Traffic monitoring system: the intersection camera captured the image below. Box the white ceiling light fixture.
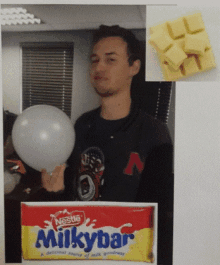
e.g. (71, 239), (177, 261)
(1, 7), (42, 26)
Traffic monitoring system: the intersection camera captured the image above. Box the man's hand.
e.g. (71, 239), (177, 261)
(41, 164), (66, 192)
(6, 159), (26, 174)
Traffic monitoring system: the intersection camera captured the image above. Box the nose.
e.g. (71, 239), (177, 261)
(92, 60), (106, 73)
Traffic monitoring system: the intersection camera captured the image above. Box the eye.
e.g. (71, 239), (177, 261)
(107, 58), (116, 63)
(91, 59), (99, 64)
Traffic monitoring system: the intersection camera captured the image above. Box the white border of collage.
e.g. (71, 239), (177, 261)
(1, 1), (220, 265)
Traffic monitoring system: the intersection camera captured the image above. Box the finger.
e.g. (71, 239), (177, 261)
(53, 164), (66, 176)
(56, 165), (65, 179)
(60, 164), (66, 173)
(54, 164), (66, 170)
(6, 159), (14, 162)
(52, 166), (61, 177)
(41, 169), (50, 178)
(59, 163), (66, 169)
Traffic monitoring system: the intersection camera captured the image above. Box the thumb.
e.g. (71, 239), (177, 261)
(61, 163), (66, 170)
(41, 169), (47, 174)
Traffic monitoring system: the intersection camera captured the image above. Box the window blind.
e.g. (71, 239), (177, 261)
(132, 81), (173, 124)
(130, 40), (173, 124)
(155, 82), (173, 124)
(21, 42), (74, 117)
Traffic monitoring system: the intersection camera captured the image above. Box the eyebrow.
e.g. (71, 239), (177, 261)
(105, 52), (117, 56)
(90, 52), (118, 59)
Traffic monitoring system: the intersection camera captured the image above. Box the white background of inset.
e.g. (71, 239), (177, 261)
(146, 6), (220, 81)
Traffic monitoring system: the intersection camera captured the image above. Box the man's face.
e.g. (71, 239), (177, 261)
(90, 36), (137, 97)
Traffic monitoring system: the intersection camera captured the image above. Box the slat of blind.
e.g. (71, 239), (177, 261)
(23, 101), (72, 107)
(23, 97), (72, 103)
(22, 43), (74, 117)
(23, 52), (72, 55)
(23, 78), (72, 82)
(23, 87), (72, 92)
(155, 84), (172, 124)
(23, 101), (72, 105)
(23, 68), (73, 73)
(23, 53), (72, 57)
(23, 93), (72, 99)
(23, 82), (72, 87)
(23, 60), (72, 63)
(23, 63), (73, 67)
(23, 99), (72, 105)
(23, 50), (72, 54)
(23, 54), (72, 57)
(23, 71), (73, 76)
(23, 48), (72, 51)
(23, 59), (73, 63)
(23, 62), (73, 67)
(23, 95), (72, 100)
(23, 53), (73, 57)
(22, 96), (72, 102)
(23, 89), (72, 94)
(23, 50), (72, 53)
(23, 69), (72, 73)
(23, 76), (73, 81)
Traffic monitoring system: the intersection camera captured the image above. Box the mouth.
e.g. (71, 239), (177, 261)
(94, 76), (107, 81)
(94, 76), (103, 80)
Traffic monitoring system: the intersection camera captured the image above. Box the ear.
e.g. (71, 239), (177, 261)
(129, 59), (141, 77)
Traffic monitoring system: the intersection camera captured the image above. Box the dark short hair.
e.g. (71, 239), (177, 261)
(92, 25), (141, 66)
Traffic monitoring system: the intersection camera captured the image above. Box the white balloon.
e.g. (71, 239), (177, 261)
(13, 173), (21, 185)
(12, 105), (75, 173)
(4, 171), (18, 194)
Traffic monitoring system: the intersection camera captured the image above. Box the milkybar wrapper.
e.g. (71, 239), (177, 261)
(21, 202), (157, 263)
(148, 12), (216, 81)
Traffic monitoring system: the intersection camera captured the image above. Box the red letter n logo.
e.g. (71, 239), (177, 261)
(124, 152), (144, 175)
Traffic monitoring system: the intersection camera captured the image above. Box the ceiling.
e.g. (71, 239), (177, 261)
(1, 4), (146, 32)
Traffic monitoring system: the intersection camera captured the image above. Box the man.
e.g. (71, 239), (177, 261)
(38, 25), (174, 264)
(40, 25), (172, 200)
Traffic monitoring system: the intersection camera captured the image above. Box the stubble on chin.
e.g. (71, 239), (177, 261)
(94, 86), (115, 98)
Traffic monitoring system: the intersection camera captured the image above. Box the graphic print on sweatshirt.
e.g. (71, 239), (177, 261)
(77, 147), (105, 201)
(124, 152), (144, 176)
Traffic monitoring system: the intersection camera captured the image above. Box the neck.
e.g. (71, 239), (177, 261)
(100, 91), (131, 120)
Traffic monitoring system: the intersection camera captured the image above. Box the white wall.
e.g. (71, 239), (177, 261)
(174, 82), (220, 265)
